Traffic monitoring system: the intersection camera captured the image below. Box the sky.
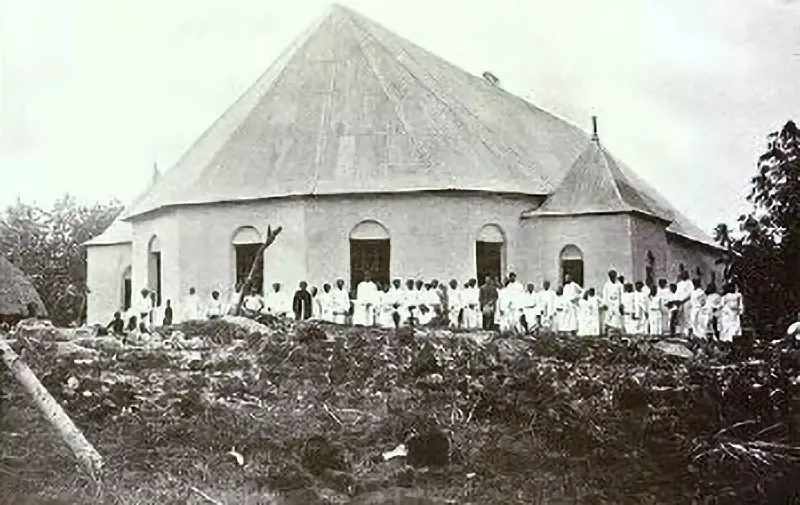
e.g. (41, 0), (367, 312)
(1, 0), (799, 233)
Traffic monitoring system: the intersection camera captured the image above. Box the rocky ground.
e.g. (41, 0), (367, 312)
(1, 317), (800, 505)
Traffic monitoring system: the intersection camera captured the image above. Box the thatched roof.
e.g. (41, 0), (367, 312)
(0, 256), (48, 318)
(122, 4), (588, 220)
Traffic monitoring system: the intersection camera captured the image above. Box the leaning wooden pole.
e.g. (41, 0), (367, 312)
(0, 339), (103, 474)
(235, 225), (283, 316)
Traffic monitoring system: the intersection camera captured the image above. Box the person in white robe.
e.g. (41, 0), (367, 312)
(331, 279), (351, 325)
(206, 290), (225, 319)
(520, 283), (538, 334)
(577, 290), (596, 336)
(318, 284), (334, 322)
(538, 281), (557, 330)
(506, 273), (525, 296)
(264, 283), (292, 318)
(379, 278), (404, 329)
(559, 285), (578, 335)
(416, 283), (436, 325)
(621, 283), (638, 335)
(719, 283), (743, 342)
(634, 282), (649, 334)
(689, 279), (706, 337)
(136, 289), (153, 329)
(446, 279), (463, 329)
(226, 282), (243, 315)
(552, 286), (567, 333)
(310, 286), (322, 320)
(353, 273), (378, 326)
(181, 287), (203, 322)
(647, 285), (663, 336)
(601, 270), (623, 336)
(585, 288), (602, 336)
(675, 271), (694, 335)
(242, 287), (265, 318)
(463, 279), (481, 329)
(657, 279), (672, 335)
(563, 275), (582, 334)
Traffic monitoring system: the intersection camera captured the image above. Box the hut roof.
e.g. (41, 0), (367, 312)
(0, 256), (48, 318)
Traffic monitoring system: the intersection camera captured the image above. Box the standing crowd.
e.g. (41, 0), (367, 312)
(106, 268), (744, 342)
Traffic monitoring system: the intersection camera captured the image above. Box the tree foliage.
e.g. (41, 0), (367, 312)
(717, 120), (800, 333)
(0, 195), (122, 325)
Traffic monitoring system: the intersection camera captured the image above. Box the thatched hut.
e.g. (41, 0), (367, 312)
(0, 256), (48, 324)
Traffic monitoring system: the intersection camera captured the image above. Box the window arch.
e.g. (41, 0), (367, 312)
(559, 244), (584, 286)
(147, 235), (162, 306)
(232, 226), (263, 294)
(349, 220), (390, 288)
(476, 224), (506, 283)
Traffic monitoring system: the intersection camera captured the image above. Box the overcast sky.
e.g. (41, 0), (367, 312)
(1, 0), (798, 232)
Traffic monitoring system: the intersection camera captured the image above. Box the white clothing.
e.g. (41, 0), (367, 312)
(520, 290), (538, 332)
(353, 281), (378, 326)
(379, 287), (404, 328)
(243, 294), (264, 313)
(330, 288), (351, 325)
(311, 293), (323, 320)
(647, 295), (663, 335)
(317, 291), (334, 322)
(621, 292), (639, 334)
(462, 287), (481, 329)
(578, 296), (600, 336)
(689, 288), (706, 336)
(635, 289), (649, 334)
(417, 288), (438, 325)
(447, 287), (463, 328)
(788, 321), (800, 339)
(206, 298), (224, 318)
(719, 293), (742, 342)
(181, 294), (203, 322)
(265, 290), (292, 317)
(657, 287), (672, 334)
(601, 281), (623, 330)
(537, 288), (557, 328)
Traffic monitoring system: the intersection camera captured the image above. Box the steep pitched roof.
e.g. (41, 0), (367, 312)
(122, 4), (588, 219)
(530, 137), (670, 220)
(83, 218), (131, 246)
(524, 135), (720, 249)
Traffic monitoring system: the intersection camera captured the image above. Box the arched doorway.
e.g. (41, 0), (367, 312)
(122, 266), (132, 311)
(349, 220), (390, 289)
(147, 235), (162, 306)
(560, 244), (584, 286)
(232, 226), (263, 294)
(476, 224), (505, 283)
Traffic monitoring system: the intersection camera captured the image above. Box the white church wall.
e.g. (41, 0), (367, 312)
(85, 243), (131, 325)
(518, 214), (633, 291)
(130, 210), (181, 311)
(177, 200), (308, 298)
(304, 192), (539, 290)
(629, 215), (670, 285)
(665, 234), (725, 286)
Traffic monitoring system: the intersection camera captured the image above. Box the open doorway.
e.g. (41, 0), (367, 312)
(147, 236), (162, 306)
(349, 220), (391, 289)
(122, 266), (132, 311)
(560, 244), (584, 286)
(232, 226), (264, 294)
(476, 224), (505, 283)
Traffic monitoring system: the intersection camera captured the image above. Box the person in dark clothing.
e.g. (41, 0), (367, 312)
(106, 311), (125, 335)
(293, 281), (313, 321)
(479, 275), (499, 331)
(163, 300), (173, 326)
(126, 315), (138, 332)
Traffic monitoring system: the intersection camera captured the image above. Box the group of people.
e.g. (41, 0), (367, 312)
(106, 268), (744, 342)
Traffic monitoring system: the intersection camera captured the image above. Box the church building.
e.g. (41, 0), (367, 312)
(85, 5), (724, 324)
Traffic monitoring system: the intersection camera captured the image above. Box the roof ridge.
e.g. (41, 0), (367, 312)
(597, 144), (628, 209)
(346, 10), (552, 189)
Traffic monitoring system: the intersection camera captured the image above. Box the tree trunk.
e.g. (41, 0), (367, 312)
(234, 225), (283, 316)
(0, 339), (103, 474)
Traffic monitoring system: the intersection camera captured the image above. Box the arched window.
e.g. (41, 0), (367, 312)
(349, 220), (390, 288)
(476, 224), (506, 283)
(559, 244), (584, 286)
(121, 265), (132, 311)
(147, 235), (162, 306)
(232, 226), (263, 294)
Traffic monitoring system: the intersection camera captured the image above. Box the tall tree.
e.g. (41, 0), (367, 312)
(0, 195), (122, 325)
(725, 120), (800, 333)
